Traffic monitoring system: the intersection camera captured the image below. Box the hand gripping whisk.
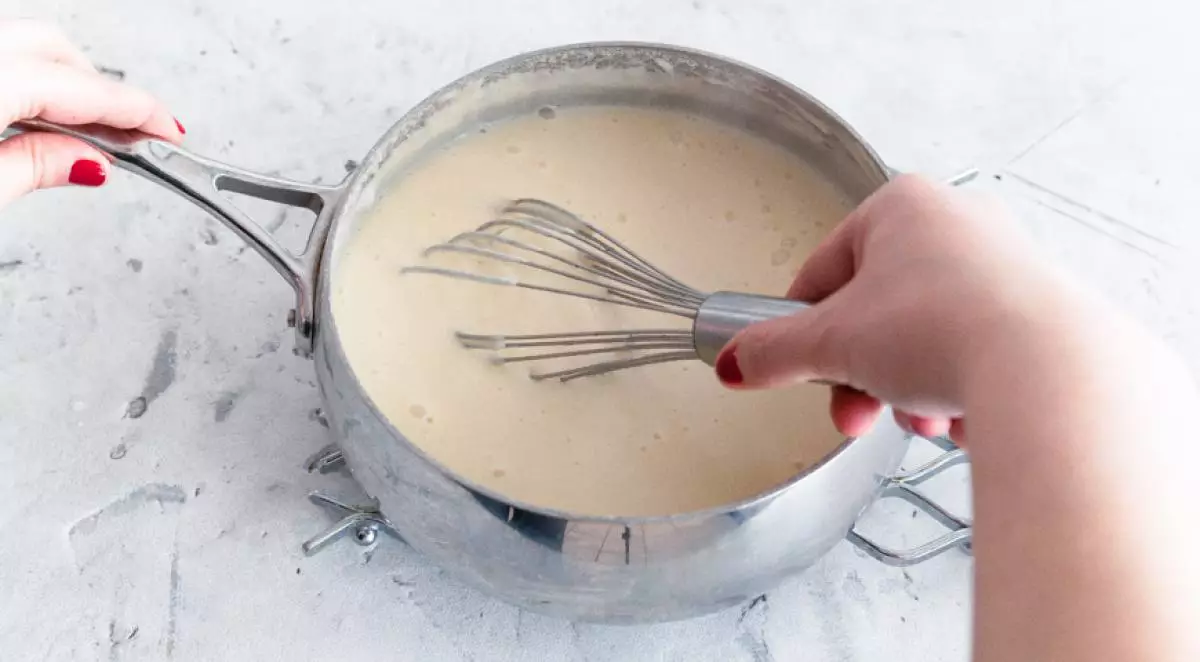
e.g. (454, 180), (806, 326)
(401, 199), (808, 381)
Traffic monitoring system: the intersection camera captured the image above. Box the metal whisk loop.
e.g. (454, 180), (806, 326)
(467, 213), (703, 308)
(402, 201), (706, 319)
(419, 241), (693, 318)
(528, 350), (698, 382)
(453, 329), (699, 381)
(476, 221), (703, 310)
(443, 224), (699, 315)
(507, 199), (700, 299)
(456, 329), (694, 353)
(403, 199), (802, 382)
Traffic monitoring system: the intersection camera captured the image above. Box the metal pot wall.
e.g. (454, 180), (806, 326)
(9, 43), (972, 623)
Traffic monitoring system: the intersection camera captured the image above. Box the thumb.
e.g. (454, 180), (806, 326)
(714, 296), (851, 389)
(0, 132), (110, 206)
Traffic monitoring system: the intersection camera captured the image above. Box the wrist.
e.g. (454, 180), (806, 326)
(958, 270), (1189, 440)
(956, 271), (1111, 407)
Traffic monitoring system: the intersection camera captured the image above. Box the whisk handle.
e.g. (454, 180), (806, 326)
(693, 291), (810, 365)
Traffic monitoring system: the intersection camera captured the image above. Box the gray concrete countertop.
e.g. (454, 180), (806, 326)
(1, 1), (1194, 660)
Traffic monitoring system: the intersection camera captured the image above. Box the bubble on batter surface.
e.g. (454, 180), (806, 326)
(409, 404), (427, 419)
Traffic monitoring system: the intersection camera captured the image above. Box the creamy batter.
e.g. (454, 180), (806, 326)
(334, 105), (855, 517)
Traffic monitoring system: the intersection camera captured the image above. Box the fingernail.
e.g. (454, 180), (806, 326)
(715, 345), (743, 386)
(68, 160), (107, 187)
(174, 117), (186, 135)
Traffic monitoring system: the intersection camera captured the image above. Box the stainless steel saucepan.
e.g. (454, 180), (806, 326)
(8, 43), (972, 623)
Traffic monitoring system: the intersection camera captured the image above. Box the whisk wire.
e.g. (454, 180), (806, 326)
(456, 329), (694, 350)
(405, 199), (715, 381)
(467, 216), (703, 309)
(411, 238), (697, 317)
(505, 200), (703, 302)
(496, 343), (696, 365)
(529, 350), (699, 382)
(509, 199), (699, 296)
(403, 263), (693, 317)
(443, 227), (702, 311)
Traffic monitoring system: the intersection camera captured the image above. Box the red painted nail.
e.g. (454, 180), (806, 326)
(174, 117), (186, 135)
(715, 346), (743, 386)
(68, 160), (107, 187)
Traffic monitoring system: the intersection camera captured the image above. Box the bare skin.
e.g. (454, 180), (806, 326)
(719, 175), (1200, 662)
(5, 18), (1198, 660)
(0, 19), (182, 205)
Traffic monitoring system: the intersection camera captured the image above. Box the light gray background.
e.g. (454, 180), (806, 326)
(1, 1), (1193, 660)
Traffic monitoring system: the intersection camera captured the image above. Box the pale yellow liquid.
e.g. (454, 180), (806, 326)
(335, 105), (854, 517)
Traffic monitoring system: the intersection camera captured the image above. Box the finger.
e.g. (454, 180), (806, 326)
(0, 60), (182, 143)
(788, 174), (964, 302)
(909, 415), (951, 438)
(785, 210), (859, 302)
(715, 290), (852, 389)
(830, 386), (883, 437)
(894, 409), (951, 438)
(0, 133), (110, 206)
(949, 418), (968, 446)
(0, 19), (94, 71)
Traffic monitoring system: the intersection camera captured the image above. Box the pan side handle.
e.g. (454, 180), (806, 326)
(847, 437), (973, 566)
(4, 119), (346, 357)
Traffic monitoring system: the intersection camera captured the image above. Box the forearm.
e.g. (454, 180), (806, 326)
(963, 294), (1200, 661)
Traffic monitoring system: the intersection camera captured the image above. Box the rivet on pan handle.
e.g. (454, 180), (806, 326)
(2, 119), (347, 357)
(846, 436), (973, 566)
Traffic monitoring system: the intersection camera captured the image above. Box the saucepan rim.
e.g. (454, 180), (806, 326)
(317, 40), (893, 526)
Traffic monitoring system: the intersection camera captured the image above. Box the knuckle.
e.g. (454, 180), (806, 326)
(870, 174), (949, 229)
(732, 323), (778, 376)
(739, 311), (844, 382)
(806, 312), (846, 378)
(18, 136), (49, 188)
(119, 86), (159, 124)
(883, 174), (942, 214)
(889, 172), (936, 196)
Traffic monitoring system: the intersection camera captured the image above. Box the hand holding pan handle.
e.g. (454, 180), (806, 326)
(3, 119), (345, 356)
